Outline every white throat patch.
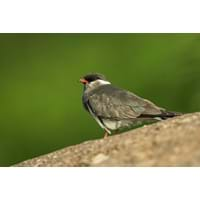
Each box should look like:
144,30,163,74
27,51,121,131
90,80,111,87
85,79,111,92
85,80,111,93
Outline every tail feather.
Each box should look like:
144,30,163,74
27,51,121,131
139,110,182,120
160,110,182,119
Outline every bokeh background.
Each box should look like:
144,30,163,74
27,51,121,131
0,33,200,166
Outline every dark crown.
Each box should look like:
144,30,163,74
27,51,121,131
83,73,106,83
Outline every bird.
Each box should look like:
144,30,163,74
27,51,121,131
80,73,181,138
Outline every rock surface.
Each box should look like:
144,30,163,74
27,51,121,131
15,113,200,167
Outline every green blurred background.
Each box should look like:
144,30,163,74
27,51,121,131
0,34,200,166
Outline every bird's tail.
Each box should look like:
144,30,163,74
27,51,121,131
160,110,182,119
139,110,182,120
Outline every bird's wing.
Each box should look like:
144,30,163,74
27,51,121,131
87,85,163,120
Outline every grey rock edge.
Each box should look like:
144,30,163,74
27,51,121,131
15,113,200,167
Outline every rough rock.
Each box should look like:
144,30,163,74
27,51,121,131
15,113,200,166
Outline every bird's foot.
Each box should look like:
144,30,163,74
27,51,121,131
103,132,109,139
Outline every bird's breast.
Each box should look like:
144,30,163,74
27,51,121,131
101,119,122,130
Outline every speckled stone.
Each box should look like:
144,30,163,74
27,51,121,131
14,113,200,167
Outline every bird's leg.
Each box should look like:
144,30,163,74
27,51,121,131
103,131,109,139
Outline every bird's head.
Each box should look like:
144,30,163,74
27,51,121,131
80,73,110,91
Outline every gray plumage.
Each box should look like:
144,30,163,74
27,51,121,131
84,84,163,119
80,73,180,135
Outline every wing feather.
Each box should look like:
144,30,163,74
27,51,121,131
86,85,163,120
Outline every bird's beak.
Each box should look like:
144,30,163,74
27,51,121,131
80,78,88,84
